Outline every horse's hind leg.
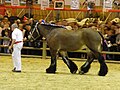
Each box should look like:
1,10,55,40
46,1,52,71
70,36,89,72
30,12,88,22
46,49,57,73
79,52,95,75
79,52,108,76
60,51,78,74
96,52,108,76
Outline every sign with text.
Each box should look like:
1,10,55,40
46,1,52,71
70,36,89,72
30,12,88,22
41,0,49,10
11,0,20,6
87,0,95,10
70,0,80,9
54,1,64,9
103,0,113,9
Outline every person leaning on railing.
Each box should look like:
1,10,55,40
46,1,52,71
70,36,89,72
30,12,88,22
2,30,10,53
1,20,11,53
116,24,120,51
0,26,2,52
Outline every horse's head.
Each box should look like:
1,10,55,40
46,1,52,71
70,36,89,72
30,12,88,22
27,22,42,41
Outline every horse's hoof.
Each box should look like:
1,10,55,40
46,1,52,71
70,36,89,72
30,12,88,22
46,69,55,73
46,71,55,73
71,69,77,74
98,63,108,76
98,72,107,76
98,71,107,76
98,73,105,76
79,71,84,75
70,67,78,74
46,68,56,74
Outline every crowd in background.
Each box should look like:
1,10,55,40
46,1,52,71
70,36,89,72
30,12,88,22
0,14,120,60
0,14,41,54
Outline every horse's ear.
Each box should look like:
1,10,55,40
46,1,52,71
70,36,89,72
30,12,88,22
39,19,45,24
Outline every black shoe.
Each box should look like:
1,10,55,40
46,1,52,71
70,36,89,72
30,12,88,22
12,68,21,72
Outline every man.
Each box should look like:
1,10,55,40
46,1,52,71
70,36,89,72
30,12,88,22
9,23,24,72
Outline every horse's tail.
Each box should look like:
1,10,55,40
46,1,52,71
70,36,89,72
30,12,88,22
97,31,108,51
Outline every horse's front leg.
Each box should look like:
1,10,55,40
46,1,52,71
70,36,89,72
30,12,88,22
46,49,57,73
79,52,95,75
60,51,78,74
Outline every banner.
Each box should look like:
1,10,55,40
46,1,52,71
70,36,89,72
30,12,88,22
11,0,20,6
70,0,79,9
0,0,5,5
65,0,71,5
87,0,95,10
41,0,49,10
38,0,41,4
95,0,101,6
54,1,64,9
103,0,113,10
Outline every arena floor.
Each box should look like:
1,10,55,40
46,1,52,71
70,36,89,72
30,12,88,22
0,55,120,90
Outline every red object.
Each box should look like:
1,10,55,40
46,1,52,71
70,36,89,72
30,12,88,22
3,5,120,12
23,16,28,21
14,41,22,44
0,7,6,15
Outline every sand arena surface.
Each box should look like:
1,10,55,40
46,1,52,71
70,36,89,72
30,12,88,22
0,56,120,90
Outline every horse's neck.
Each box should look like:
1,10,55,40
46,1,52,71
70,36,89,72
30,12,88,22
38,24,52,38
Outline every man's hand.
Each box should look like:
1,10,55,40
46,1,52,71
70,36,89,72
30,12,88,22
8,39,15,54
8,46,13,54
23,37,27,41
8,46,12,50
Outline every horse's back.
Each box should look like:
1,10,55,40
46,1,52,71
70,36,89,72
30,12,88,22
46,28,85,51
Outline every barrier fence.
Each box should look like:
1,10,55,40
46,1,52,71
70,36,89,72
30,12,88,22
0,5,120,21
3,5,120,12
0,37,120,60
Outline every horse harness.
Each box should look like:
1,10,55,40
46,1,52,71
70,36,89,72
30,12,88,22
29,22,40,41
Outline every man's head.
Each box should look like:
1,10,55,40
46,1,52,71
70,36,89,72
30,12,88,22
18,23,23,31
24,24,31,31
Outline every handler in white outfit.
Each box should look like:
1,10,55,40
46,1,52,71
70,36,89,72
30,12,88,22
9,23,23,72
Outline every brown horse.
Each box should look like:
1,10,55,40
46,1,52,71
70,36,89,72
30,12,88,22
28,22,108,76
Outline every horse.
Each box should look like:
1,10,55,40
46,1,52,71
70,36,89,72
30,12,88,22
28,22,108,76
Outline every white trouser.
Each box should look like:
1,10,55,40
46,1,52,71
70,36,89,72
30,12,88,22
12,42,23,71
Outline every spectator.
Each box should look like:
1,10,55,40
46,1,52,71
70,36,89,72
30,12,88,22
1,23,11,52
11,20,18,31
65,18,79,30
22,24,33,54
114,24,120,60
3,30,10,53
116,25,120,51
116,33,120,46
0,26,2,52
2,23,11,36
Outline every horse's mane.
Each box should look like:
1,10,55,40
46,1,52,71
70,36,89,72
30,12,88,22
41,23,65,29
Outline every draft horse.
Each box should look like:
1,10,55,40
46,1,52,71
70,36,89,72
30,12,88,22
28,22,108,76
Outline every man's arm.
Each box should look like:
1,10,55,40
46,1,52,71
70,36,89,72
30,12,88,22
9,39,15,50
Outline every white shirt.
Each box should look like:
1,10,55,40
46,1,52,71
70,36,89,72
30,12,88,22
12,28,23,42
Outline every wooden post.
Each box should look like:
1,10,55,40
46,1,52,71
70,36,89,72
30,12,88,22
44,10,53,21
75,2,86,19
104,12,112,23
42,38,47,59
17,9,25,17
